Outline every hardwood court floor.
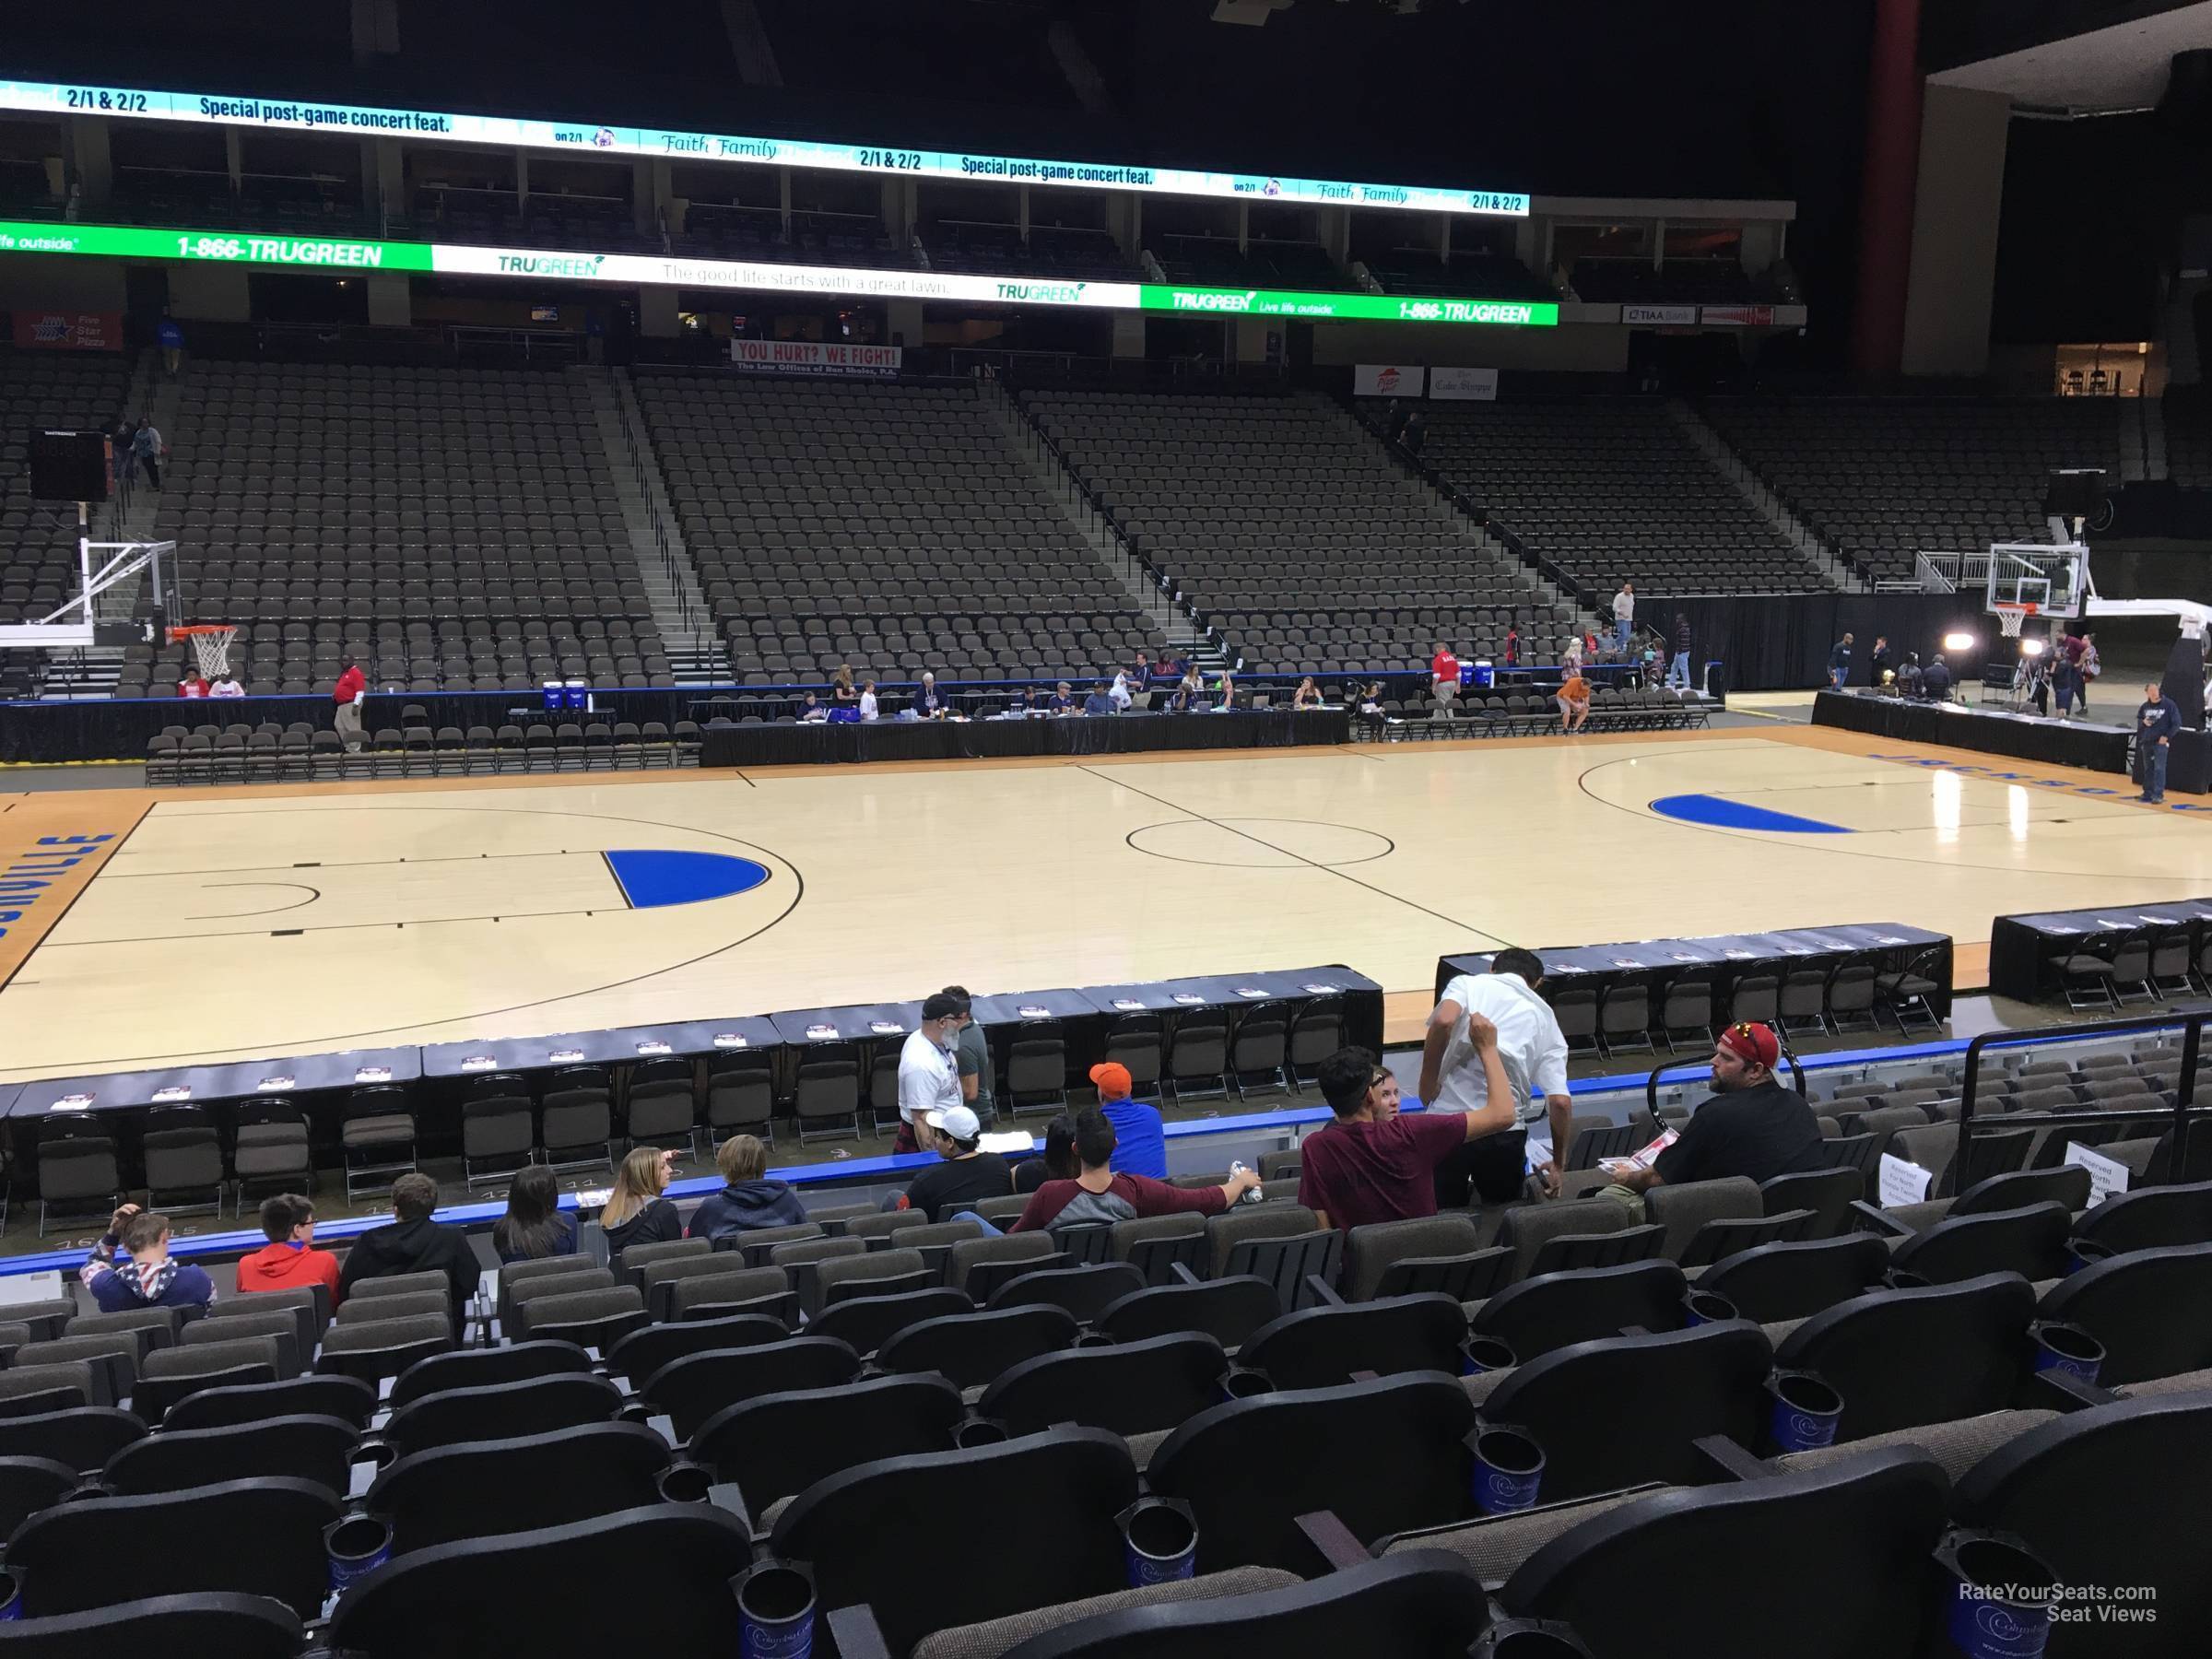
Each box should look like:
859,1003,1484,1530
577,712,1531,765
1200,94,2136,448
1,724,2206,1084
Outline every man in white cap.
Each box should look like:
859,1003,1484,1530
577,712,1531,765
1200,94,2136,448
895,994,966,1156
892,1104,1014,1221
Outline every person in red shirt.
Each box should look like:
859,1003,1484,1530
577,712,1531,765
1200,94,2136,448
176,669,207,699
332,657,367,752
235,1193,345,1308
1297,1028,1515,1232
1430,642,1461,720
959,1109,1260,1236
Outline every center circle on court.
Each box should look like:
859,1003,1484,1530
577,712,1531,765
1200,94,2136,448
1126,818,1395,869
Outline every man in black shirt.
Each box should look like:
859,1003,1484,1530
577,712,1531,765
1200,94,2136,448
1602,1021,1826,1200
894,1105,1013,1221
2136,681,2180,805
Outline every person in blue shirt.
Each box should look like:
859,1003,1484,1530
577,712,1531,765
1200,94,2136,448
1088,1061,1167,1179
1082,681,1115,716
1049,681,1078,714
2136,681,2181,804
492,1164,579,1264
82,1205,217,1312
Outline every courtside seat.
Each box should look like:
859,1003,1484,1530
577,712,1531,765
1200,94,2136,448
1699,1234,1891,1324
604,1313,789,1385
1774,1273,2035,1441
0,1456,79,1538
1951,1394,2212,1658
386,1339,592,1410
985,1262,1145,1324
0,1406,144,1475
1882,1201,2074,1285
325,1506,755,1659
922,1555,1481,1659
1498,1200,1664,1280
808,1287,973,1358
2035,1242,2212,1385
1240,1293,1467,1389
769,1430,1141,1659
369,1422,669,1554
877,1305,1079,1392
641,1335,861,1441
1147,1373,1477,1571
688,1373,965,1527
1339,1217,1504,1301
1483,1323,1774,1500
160,1373,377,1432
0,1593,305,1658
1496,1449,1950,1659
6,1477,341,1619
100,1413,358,1497
2072,1178,2212,1257
980,1333,1229,1439
1470,1259,1689,1362
1096,1277,1284,1352
313,1314,453,1384
381,1371,624,1457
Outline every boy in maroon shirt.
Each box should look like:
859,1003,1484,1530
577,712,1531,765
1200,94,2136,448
1298,1025,1515,1231
962,1110,1260,1235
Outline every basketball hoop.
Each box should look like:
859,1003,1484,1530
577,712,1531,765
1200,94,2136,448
169,623,237,680
1993,602,2038,641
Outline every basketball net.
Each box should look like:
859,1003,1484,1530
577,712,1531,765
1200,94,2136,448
170,624,237,679
1993,602,2038,640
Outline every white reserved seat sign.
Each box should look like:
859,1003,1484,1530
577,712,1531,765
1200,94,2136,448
2063,1141,2132,1206
1877,1153,1934,1208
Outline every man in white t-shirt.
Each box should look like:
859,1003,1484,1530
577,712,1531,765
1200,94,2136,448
1611,583,1635,655
894,993,967,1156
1418,947,1575,1206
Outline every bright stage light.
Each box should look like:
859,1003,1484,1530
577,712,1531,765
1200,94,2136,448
1942,631,1978,653
2018,636,2047,657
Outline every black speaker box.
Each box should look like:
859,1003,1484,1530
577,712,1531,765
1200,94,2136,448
2042,468,2107,522
27,429,111,502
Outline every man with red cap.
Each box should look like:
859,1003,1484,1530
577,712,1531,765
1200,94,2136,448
1089,1061,1166,1180
1601,1021,1827,1200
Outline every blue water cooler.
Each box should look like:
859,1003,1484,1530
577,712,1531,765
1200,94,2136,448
1470,661,1495,689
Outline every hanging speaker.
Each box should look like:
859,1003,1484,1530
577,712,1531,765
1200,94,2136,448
27,428,110,502
2155,50,2212,147
2042,468,2107,522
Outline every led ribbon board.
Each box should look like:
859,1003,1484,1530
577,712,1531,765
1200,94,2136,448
0,222,1560,326
0,78,1528,218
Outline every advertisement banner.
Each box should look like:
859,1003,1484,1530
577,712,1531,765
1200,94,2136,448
0,79,1530,218
1699,305,1775,327
1429,366,1499,401
1621,303,1699,327
10,311,122,349
732,339,902,378
1353,364,1424,397
0,220,1560,329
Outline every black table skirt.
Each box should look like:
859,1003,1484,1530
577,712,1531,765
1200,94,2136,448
701,710,1350,767
1988,900,2212,1002
1812,691,2133,773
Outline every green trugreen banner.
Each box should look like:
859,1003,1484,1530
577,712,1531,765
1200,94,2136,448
0,219,1556,326
0,221,428,270
1138,285,1558,326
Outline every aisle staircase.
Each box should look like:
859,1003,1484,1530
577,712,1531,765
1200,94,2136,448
581,368,727,686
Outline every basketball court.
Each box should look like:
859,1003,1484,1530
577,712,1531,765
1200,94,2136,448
3,721,2208,1085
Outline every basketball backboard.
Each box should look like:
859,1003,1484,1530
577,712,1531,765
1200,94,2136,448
1984,542,2084,620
